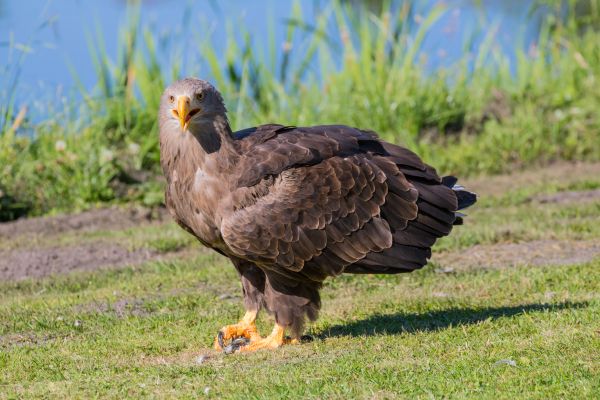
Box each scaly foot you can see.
[214,310,260,352]
[238,323,297,352]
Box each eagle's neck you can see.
[192,114,235,154]
[160,114,239,184]
[160,113,238,234]
[186,114,239,173]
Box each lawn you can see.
[1,163,599,399]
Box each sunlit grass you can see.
[0,251,597,398]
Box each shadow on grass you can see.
[319,301,588,338]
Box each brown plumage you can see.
[159,78,477,353]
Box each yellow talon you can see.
[214,311,306,353]
[238,323,292,352]
[214,310,260,351]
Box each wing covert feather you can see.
[223,124,460,279]
[221,153,398,279]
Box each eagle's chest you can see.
[168,168,227,248]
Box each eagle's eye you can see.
[168,95,175,103]
[195,92,205,101]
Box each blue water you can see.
[0,0,545,118]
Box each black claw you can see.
[300,334,314,342]
[223,344,237,355]
[232,337,250,347]
[217,330,225,349]
[223,337,250,355]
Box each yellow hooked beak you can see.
[172,96,201,131]
[173,96,190,131]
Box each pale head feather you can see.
[159,77,228,133]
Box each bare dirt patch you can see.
[0,332,73,349]
[75,297,153,318]
[0,205,168,239]
[433,239,600,271]
[0,205,185,281]
[532,189,600,204]
[0,242,157,281]
[463,161,600,197]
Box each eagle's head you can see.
[159,77,227,133]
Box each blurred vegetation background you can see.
[0,0,599,221]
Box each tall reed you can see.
[0,0,598,220]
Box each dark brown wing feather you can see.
[233,125,379,187]
[222,125,460,280]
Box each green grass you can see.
[1,1,600,220]
[1,255,598,398]
[1,166,599,399]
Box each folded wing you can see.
[221,125,468,281]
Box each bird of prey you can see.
[158,78,477,353]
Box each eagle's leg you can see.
[213,309,261,351]
[237,323,299,352]
[234,272,318,352]
[215,259,266,352]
